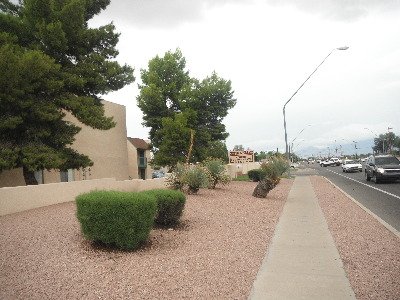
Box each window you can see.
[34,170,44,184]
[60,169,75,182]
[60,171,68,182]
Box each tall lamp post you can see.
[352,140,358,159]
[290,124,311,162]
[283,46,349,176]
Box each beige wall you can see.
[0,100,130,187]
[225,162,262,178]
[0,169,26,188]
[0,178,166,216]
[65,100,130,181]
[145,149,153,179]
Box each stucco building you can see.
[127,138,152,180]
[0,100,152,187]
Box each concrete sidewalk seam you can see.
[323,176,400,239]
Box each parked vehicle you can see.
[365,155,400,183]
[152,170,166,178]
[342,159,362,173]
[320,159,335,167]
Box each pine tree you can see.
[0,0,134,184]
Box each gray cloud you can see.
[98,0,400,28]
[99,0,246,28]
[266,0,400,22]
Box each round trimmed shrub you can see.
[76,190,157,250]
[144,189,186,225]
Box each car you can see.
[152,170,165,178]
[342,159,362,173]
[331,157,341,166]
[365,155,400,183]
[290,162,299,168]
[320,159,335,167]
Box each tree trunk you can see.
[252,178,280,198]
[23,166,38,185]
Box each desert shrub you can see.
[253,157,289,198]
[165,163,187,190]
[260,156,289,181]
[76,190,157,250]
[202,157,231,188]
[144,189,186,225]
[184,164,209,194]
[166,163,209,194]
[247,169,266,182]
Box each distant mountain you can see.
[296,139,374,158]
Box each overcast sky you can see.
[90,0,400,156]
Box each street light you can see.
[352,140,358,158]
[282,46,349,176]
[290,124,311,162]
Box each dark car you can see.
[365,155,400,183]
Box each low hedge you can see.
[76,190,157,250]
[143,189,186,225]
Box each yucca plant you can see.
[202,157,231,189]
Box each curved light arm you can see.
[283,47,348,112]
[282,46,348,172]
[291,124,312,144]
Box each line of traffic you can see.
[327,169,400,200]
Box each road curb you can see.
[322,176,400,239]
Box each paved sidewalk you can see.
[249,176,356,299]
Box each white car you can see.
[320,159,334,167]
[342,159,362,173]
[331,157,341,166]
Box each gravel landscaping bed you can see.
[0,179,292,300]
[310,176,400,300]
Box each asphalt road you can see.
[300,163,400,232]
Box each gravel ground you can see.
[0,179,292,300]
[310,176,400,300]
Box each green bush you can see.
[202,157,231,188]
[253,157,290,198]
[144,189,186,225]
[260,156,289,181]
[166,163,209,194]
[185,165,209,194]
[165,162,187,191]
[76,190,157,250]
[247,169,266,182]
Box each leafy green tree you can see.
[137,49,190,147]
[204,140,229,162]
[152,113,191,167]
[0,0,134,184]
[137,49,236,166]
[373,132,399,154]
[255,151,267,161]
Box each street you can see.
[302,163,400,232]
